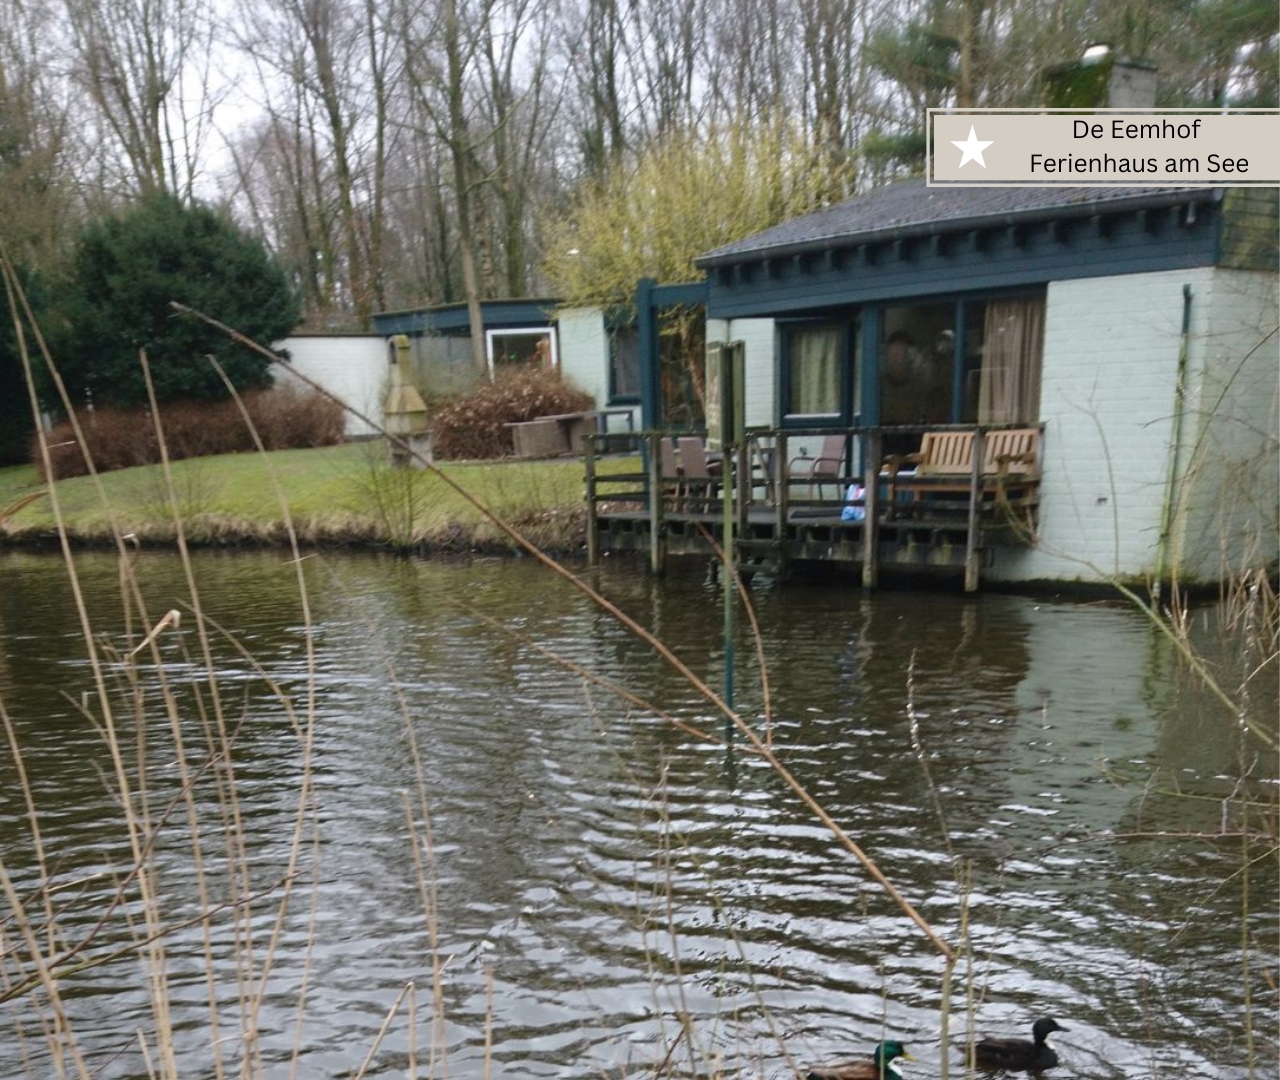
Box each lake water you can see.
[0,548,1275,1079]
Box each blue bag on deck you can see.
[841,484,865,522]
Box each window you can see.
[877,294,1044,430]
[609,325,640,401]
[975,297,1044,425]
[880,303,954,426]
[783,322,842,418]
[486,328,557,371]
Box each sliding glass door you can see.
[875,293,1045,447]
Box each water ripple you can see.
[0,552,1273,1080]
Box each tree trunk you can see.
[444,0,490,376]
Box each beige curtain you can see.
[979,297,1045,424]
[791,325,841,415]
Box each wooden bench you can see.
[508,412,601,457]
[508,417,572,457]
[884,427,1042,524]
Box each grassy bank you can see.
[0,442,638,552]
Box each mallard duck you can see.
[973,1016,1067,1071]
[805,1040,916,1079]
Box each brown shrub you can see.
[35,384,345,479]
[430,364,594,461]
[242,380,347,450]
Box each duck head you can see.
[1032,1017,1067,1045]
[875,1041,916,1075]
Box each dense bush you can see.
[51,194,300,410]
[0,266,40,466]
[35,382,345,479]
[430,365,594,460]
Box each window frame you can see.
[485,326,558,373]
[859,287,1047,425]
[606,323,641,404]
[778,318,851,427]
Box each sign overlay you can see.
[929,110,1280,187]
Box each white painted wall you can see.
[714,318,776,428]
[989,269,1203,583]
[556,308,608,402]
[1175,268,1278,582]
[278,335,387,437]
[986,265,1272,586]
[558,310,778,435]
[555,307,641,433]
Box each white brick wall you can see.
[989,265,1276,586]
[708,317,777,434]
[556,307,642,431]
[723,318,777,428]
[1176,268,1279,582]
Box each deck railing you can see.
[584,423,1044,589]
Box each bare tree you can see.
[225,111,342,318]
[797,0,865,195]
[228,0,397,327]
[563,0,630,174]
[704,0,797,125]
[473,0,563,296]
[62,0,220,199]
[0,0,79,269]
[622,0,708,141]
[395,0,561,370]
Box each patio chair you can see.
[675,436,722,511]
[658,436,683,508]
[788,433,849,503]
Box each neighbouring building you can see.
[277,333,388,438]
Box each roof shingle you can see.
[697,179,1211,265]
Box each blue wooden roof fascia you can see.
[704,190,1224,319]
[371,309,435,335]
[645,280,710,307]
[372,298,562,337]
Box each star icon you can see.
[951,125,993,168]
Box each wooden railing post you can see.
[647,432,666,576]
[734,441,749,535]
[584,434,599,566]
[863,428,881,589]
[774,431,789,577]
[964,427,986,592]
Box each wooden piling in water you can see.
[964,429,985,593]
[862,430,881,589]
[646,433,666,576]
[584,438,599,566]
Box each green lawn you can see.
[0,443,641,548]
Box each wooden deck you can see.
[584,426,1042,592]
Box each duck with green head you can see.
[805,1040,916,1080]
[972,1016,1067,1071]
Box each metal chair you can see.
[658,436,683,510]
[787,433,849,503]
[675,436,722,511]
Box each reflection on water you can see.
[0,550,1275,1079]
